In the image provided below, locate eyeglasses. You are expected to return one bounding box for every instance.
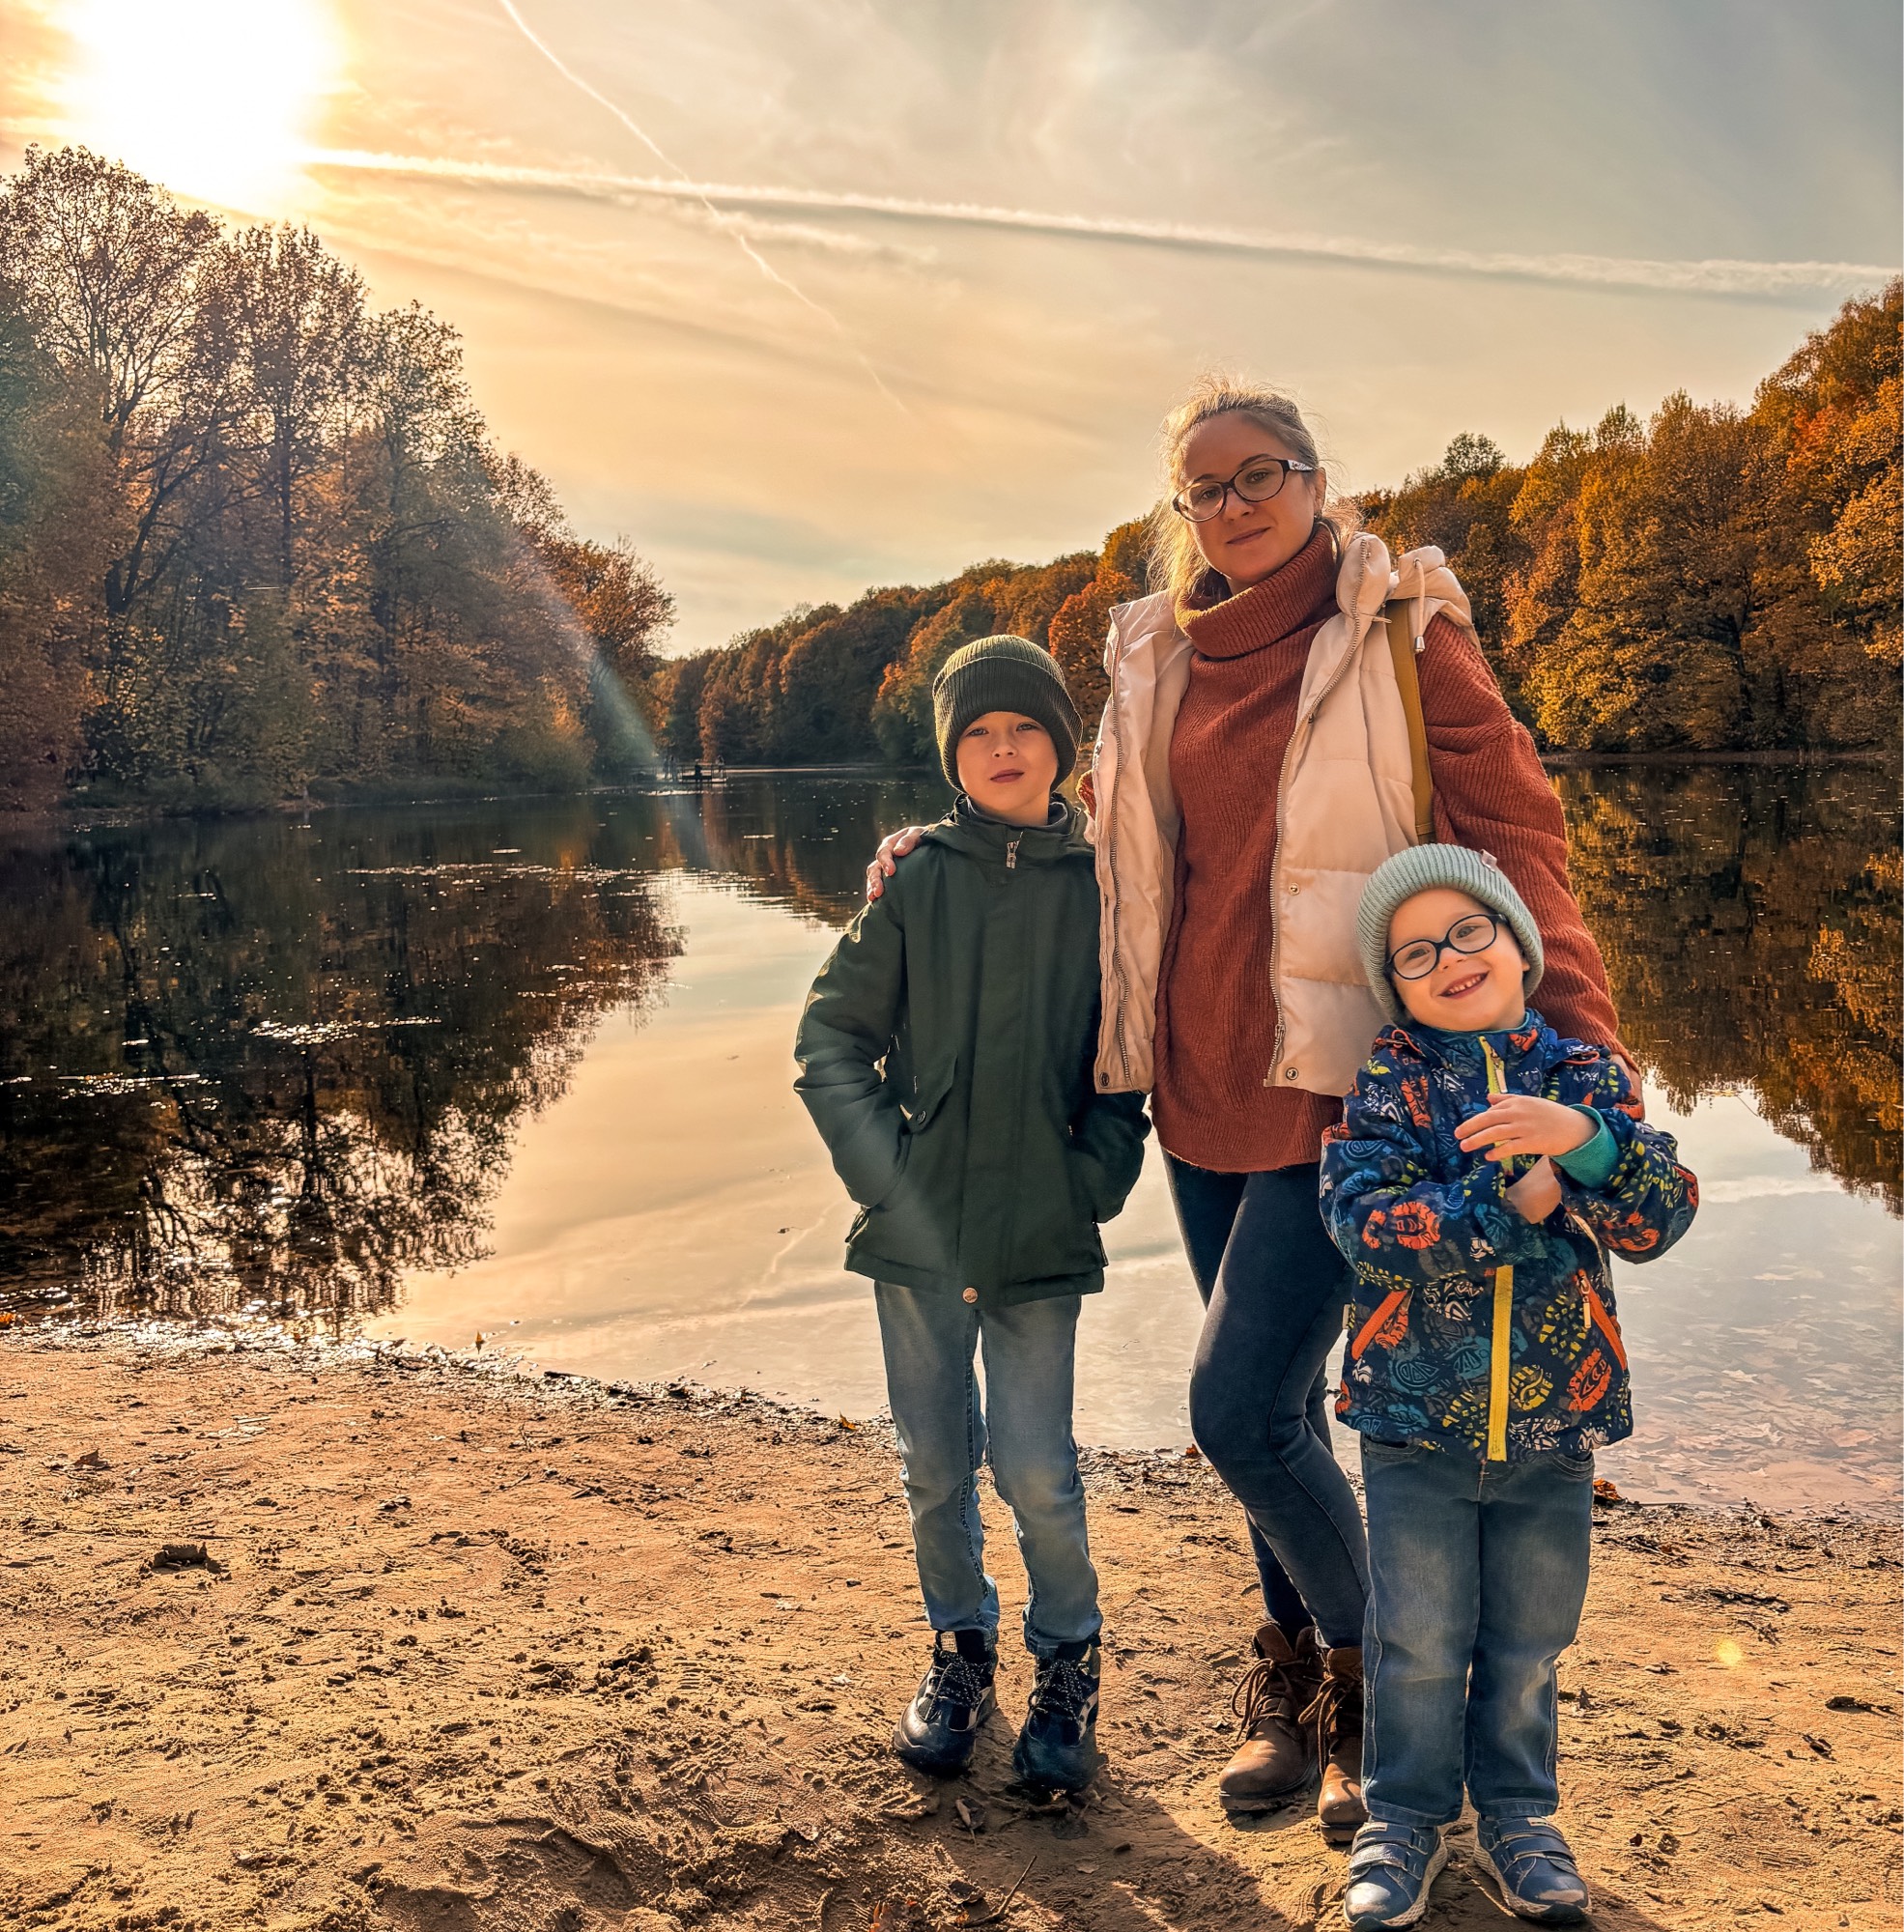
[1171,454,1317,524]
[1387,913,1501,981]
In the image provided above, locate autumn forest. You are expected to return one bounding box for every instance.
[0,146,1897,814]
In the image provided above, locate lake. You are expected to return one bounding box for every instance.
[1,765,1896,1511]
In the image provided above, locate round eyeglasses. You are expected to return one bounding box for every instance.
[1171,454,1317,524]
[1387,913,1501,981]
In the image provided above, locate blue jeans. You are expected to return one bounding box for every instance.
[874,1282,1100,1658]
[1168,1157,1369,1647]
[1360,1437,1595,1826]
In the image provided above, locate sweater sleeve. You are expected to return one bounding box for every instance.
[1417,612,1624,1053]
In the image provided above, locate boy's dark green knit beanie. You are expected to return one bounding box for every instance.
[931,635,1081,791]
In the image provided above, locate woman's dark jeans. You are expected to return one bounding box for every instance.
[1167,1155,1370,1647]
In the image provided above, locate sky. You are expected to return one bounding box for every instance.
[2,0,1899,654]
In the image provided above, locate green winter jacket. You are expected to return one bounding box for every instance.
[794,799,1151,1307]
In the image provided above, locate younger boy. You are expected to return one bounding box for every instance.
[794,636,1149,1792]
[1319,844,1697,1929]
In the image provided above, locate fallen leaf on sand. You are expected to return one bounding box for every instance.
[74,1447,108,1469]
[1593,1477,1624,1505]
[955,1795,986,1833]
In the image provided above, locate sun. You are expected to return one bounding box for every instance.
[57,0,342,213]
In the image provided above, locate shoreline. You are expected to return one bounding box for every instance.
[2,1324,1898,1931]
[2,747,1893,834]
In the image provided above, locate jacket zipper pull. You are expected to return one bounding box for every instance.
[1006,837,1020,870]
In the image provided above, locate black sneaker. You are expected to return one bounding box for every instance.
[892,1631,997,1774]
[1011,1637,1101,1793]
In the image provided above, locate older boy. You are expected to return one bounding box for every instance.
[1319,845,1697,1929]
[794,636,1149,1792]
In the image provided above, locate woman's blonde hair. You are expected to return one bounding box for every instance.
[1145,376,1360,612]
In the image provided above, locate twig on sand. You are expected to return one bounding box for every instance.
[966,1853,1037,1925]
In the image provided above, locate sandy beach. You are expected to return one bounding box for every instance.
[1,1323,1897,1932]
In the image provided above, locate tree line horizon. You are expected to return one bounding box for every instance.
[0,146,1895,815]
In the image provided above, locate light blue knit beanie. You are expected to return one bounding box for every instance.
[1356,843,1545,1026]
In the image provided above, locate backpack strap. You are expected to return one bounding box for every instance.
[1384,603,1434,842]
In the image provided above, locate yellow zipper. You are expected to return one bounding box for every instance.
[1482,1039,1512,1463]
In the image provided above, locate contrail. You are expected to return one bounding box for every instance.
[308,146,1897,300]
[490,0,906,409]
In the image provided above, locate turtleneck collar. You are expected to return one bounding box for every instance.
[1179,522,1338,662]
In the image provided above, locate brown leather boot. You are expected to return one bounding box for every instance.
[1303,1642,1367,1840]
[1216,1621,1320,1814]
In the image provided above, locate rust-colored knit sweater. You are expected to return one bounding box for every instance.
[1151,527,1623,1174]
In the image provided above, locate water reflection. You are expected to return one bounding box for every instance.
[1560,763,1899,1209]
[0,804,685,1318]
[0,766,1896,1465]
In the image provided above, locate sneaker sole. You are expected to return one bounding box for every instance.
[1346,1836,1449,1932]
[1484,1877,1590,1926]
[1480,1843,1590,1924]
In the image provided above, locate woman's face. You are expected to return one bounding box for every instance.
[1177,412,1326,593]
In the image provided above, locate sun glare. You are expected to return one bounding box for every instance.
[59,0,341,213]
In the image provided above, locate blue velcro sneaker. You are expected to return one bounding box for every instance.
[1344,1822,1448,1930]
[1477,1815,1591,1923]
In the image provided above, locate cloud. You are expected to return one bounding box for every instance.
[303,146,1898,299]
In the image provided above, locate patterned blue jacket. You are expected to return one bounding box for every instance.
[1319,1011,1698,1462]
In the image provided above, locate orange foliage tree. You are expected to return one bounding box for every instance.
[0,147,673,807]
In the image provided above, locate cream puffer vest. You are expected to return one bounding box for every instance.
[1089,531,1474,1100]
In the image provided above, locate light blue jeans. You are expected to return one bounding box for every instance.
[1360,1436,1595,1826]
[874,1282,1100,1658]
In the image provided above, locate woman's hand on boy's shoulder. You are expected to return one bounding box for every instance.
[866,825,930,901]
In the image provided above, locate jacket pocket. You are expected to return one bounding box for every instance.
[1065,1145,1116,1226]
[1579,1282,1628,1370]
[1349,1286,1413,1360]
[905,1057,956,1136]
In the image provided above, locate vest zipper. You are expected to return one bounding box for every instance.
[1482,1037,1513,1463]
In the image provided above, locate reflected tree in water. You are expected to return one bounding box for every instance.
[1560,764,1900,1209]
[0,801,681,1319]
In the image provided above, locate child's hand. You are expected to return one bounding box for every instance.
[1457,1094,1594,1162]
[1505,1155,1562,1223]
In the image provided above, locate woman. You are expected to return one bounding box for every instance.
[868,379,1629,1837]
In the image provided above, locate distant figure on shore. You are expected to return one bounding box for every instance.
[796,636,1149,1795]
[868,379,1635,1839]
[1321,844,1697,1928]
